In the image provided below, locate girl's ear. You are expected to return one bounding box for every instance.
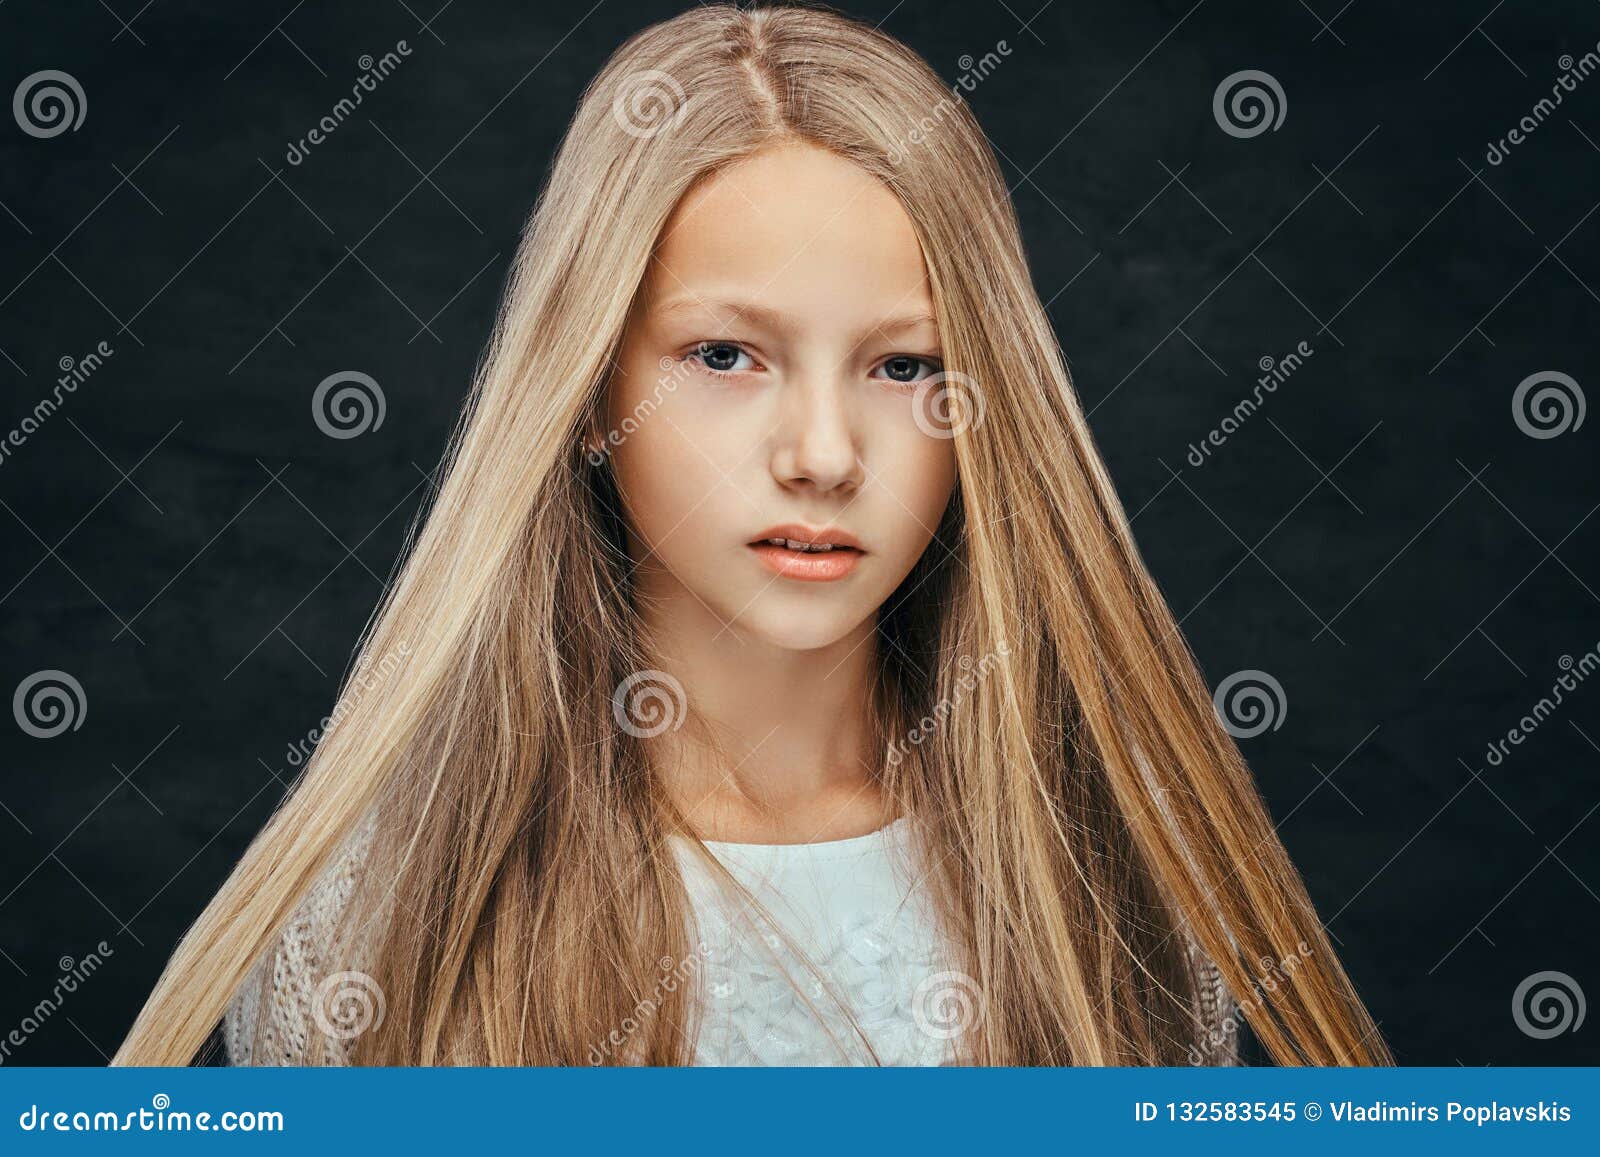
[585,370,621,458]
[579,409,608,463]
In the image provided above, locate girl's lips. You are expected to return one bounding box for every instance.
[748,542,862,582]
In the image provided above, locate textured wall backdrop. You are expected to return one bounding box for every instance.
[1,0,1597,1065]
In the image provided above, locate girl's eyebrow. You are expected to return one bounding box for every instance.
[869,311,939,339]
[653,295,939,342]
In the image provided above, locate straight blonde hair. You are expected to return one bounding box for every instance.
[115,2,1391,1066]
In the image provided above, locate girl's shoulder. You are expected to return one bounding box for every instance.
[222,810,380,1066]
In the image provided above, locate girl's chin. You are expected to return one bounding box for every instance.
[716,603,870,653]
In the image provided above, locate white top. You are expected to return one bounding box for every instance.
[224,809,1241,1066]
[668,816,969,1066]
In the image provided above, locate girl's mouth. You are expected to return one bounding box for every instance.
[748,540,862,581]
[746,526,865,583]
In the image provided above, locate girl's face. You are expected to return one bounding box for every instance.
[601,141,957,652]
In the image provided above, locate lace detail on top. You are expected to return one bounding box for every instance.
[673,817,963,1065]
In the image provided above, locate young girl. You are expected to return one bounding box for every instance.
[115,4,1390,1067]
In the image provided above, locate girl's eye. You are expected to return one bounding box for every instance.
[872,355,942,385]
[689,342,757,374]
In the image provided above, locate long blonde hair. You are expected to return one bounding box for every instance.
[116,2,1390,1066]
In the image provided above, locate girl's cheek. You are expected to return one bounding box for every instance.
[673,397,767,470]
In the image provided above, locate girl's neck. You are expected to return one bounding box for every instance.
[636,586,892,844]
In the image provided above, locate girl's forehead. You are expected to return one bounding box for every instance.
[646,142,934,332]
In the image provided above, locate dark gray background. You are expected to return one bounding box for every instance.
[1,0,1596,1064]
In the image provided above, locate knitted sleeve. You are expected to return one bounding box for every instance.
[223,816,376,1066]
[1187,935,1244,1066]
